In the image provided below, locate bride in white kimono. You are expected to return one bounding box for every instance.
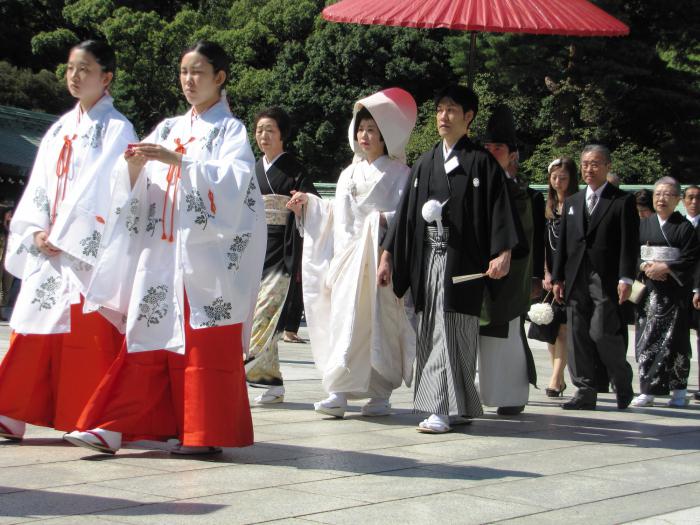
[287,88,416,418]
[64,41,266,455]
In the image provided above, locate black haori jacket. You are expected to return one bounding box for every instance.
[384,136,523,316]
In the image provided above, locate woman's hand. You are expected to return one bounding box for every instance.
[693,292,700,310]
[125,146,148,187]
[543,270,553,292]
[129,143,182,166]
[33,231,61,257]
[377,251,392,287]
[644,261,670,281]
[286,191,308,217]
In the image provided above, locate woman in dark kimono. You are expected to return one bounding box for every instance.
[246,107,317,404]
[632,177,700,408]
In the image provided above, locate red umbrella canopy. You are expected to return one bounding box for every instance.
[322,0,629,37]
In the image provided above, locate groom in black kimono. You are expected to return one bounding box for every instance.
[378,85,522,433]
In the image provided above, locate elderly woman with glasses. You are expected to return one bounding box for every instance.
[631,177,700,408]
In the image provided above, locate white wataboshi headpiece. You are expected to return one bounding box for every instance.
[348,87,417,164]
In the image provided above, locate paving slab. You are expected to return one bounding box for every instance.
[0,322,698,524]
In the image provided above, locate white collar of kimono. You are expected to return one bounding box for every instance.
[188,94,231,124]
[657,213,668,228]
[263,151,286,172]
[362,154,390,170]
[71,93,114,125]
[442,140,455,160]
[348,87,417,164]
[688,214,699,227]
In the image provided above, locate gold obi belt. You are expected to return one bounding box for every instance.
[264,194,291,226]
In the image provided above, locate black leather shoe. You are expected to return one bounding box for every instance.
[616,392,634,409]
[562,397,596,410]
[497,406,525,416]
[694,391,700,402]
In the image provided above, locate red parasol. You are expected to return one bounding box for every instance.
[322,0,630,85]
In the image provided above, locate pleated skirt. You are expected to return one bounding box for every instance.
[77,300,253,448]
[0,300,123,431]
[414,227,483,417]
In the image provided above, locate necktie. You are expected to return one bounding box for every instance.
[587,192,598,215]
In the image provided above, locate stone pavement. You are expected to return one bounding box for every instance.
[0,322,699,525]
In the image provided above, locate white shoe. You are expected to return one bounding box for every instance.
[0,415,25,441]
[64,428,121,454]
[171,444,223,455]
[667,396,689,407]
[314,393,347,418]
[631,394,655,407]
[254,385,285,405]
[361,398,391,417]
[417,414,452,434]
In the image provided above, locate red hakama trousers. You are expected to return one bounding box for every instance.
[77,302,253,448]
[0,301,123,431]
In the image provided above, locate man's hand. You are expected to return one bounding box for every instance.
[693,292,699,310]
[553,282,565,303]
[485,249,511,279]
[377,251,392,287]
[618,282,632,304]
[33,231,61,257]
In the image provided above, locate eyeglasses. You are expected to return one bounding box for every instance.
[685,194,700,201]
[581,161,606,169]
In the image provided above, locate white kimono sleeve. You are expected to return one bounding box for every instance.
[5,129,54,279]
[83,147,149,324]
[177,118,266,336]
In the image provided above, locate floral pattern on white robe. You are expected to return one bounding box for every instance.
[85,99,266,354]
[5,95,137,334]
[302,155,415,397]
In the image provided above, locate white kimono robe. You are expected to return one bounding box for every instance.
[85,99,266,354]
[303,155,415,397]
[5,95,137,334]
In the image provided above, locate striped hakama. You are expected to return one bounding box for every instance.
[414,227,483,417]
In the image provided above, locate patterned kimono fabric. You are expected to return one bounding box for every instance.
[246,194,291,387]
[77,98,266,447]
[635,214,700,395]
[0,96,135,432]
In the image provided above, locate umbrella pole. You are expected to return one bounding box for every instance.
[467,32,477,88]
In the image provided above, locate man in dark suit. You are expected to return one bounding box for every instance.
[552,144,638,410]
[683,185,700,401]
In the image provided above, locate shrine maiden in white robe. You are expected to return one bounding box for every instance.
[6,95,136,334]
[85,98,266,354]
[303,154,415,397]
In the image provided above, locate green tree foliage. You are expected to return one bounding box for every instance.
[1,0,697,183]
[0,61,72,113]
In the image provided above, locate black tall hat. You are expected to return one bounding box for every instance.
[482,105,517,147]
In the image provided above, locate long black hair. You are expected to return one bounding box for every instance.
[71,40,116,73]
[181,40,230,81]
